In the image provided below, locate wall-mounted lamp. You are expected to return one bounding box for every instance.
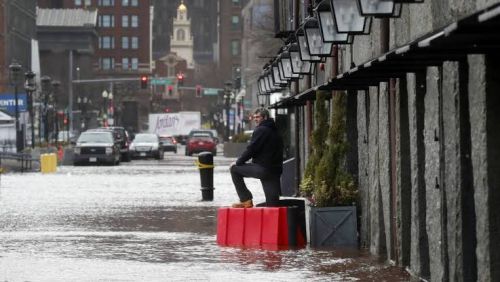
[296,27,322,62]
[357,0,402,17]
[303,17,334,57]
[289,43,313,75]
[315,0,353,43]
[278,50,301,80]
[331,0,371,34]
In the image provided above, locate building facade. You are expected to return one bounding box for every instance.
[263,1,500,281]
[0,0,37,93]
[38,0,153,132]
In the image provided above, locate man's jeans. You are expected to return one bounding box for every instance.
[230,163,281,204]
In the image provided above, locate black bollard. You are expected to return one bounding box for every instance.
[197,151,214,201]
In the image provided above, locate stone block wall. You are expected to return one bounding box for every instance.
[350,1,500,281]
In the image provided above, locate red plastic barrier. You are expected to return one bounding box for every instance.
[216,207,305,248]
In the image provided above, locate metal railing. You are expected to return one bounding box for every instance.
[0,152,38,173]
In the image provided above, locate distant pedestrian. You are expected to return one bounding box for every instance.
[230,108,283,208]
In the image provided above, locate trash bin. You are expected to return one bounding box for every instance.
[196,151,214,201]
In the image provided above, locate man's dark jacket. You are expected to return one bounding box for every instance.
[236,118,283,174]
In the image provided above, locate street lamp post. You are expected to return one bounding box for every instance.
[24,71,36,149]
[102,90,110,127]
[77,96,91,131]
[223,81,233,142]
[9,62,23,152]
[40,76,52,144]
[51,80,61,147]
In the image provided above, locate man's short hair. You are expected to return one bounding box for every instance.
[254,108,270,119]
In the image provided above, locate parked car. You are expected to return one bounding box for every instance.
[185,133,217,156]
[73,131,121,166]
[159,135,177,153]
[89,127,131,162]
[129,133,164,160]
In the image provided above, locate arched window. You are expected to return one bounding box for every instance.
[177,29,186,41]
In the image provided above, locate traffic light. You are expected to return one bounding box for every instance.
[167,85,174,96]
[176,73,184,86]
[140,76,148,89]
[195,85,202,97]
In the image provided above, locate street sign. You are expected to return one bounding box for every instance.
[203,88,221,96]
[150,77,173,85]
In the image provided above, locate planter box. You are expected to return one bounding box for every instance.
[309,206,358,248]
[223,142,248,158]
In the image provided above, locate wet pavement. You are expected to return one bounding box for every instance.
[0,153,410,281]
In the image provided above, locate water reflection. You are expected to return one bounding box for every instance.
[0,165,409,281]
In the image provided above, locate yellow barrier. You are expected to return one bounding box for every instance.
[40,153,57,173]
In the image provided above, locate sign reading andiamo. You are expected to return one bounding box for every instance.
[149,111,201,136]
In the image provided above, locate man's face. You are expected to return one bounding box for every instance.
[252,114,264,124]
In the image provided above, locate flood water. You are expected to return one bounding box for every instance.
[0,157,409,281]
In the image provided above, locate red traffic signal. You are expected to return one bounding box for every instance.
[195,85,202,97]
[140,76,148,89]
[176,73,184,86]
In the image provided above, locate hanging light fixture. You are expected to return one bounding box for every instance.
[278,50,300,80]
[315,0,353,43]
[357,0,402,17]
[272,62,288,86]
[331,0,371,34]
[303,17,334,57]
[289,43,313,75]
[296,27,322,62]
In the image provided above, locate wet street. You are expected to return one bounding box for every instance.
[0,150,409,281]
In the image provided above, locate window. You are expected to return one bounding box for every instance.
[121,37,129,49]
[99,36,115,49]
[131,15,138,27]
[101,57,115,70]
[122,0,129,6]
[231,16,240,30]
[99,15,115,27]
[84,0,91,5]
[131,0,138,6]
[98,0,114,6]
[122,58,129,70]
[75,0,82,5]
[131,58,138,70]
[231,40,240,56]
[122,15,129,27]
[176,29,185,41]
[131,37,139,49]
[232,0,240,4]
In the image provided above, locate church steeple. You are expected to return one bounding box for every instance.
[171,0,194,69]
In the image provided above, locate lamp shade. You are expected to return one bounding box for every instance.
[303,17,333,57]
[315,0,353,43]
[272,65,287,85]
[331,0,371,34]
[289,43,313,74]
[279,51,300,80]
[357,0,401,17]
[296,27,322,62]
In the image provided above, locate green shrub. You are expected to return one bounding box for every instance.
[300,90,329,198]
[301,91,357,207]
[231,133,251,143]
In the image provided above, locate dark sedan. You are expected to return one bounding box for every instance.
[73,131,121,165]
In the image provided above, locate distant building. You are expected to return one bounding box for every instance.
[37,0,154,132]
[0,0,37,93]
[170,1,194,69]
